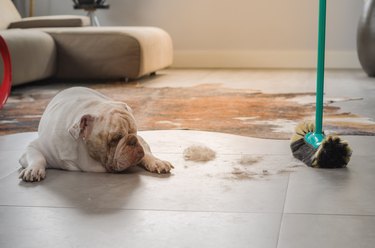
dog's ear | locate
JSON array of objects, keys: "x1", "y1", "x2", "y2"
[
  {"x1": 123, "y1": 103, "x2": 133, "y2": 113},
  {"x1": 69, "y1": 114, "x2": 95, "y2": 140}
]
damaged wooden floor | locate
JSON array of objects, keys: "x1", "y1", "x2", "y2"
[
  {"x1": 2, "y1": 69, "x2": 375, "y2": 139},
  {"x1": 0, "y1": 69, "x2": 375, "y2": 248}
]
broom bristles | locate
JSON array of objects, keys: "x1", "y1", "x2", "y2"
[{"x1": 290, "y1": 122, "x2": 352, "y2": 168}]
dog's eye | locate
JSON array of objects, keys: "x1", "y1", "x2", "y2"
[{"x1": 109, "y1": 134, "x2": 123, "y2": 146}]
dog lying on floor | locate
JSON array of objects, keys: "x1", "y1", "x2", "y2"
[{"x1": 19, "y1": 87, "x2": 173, "y2": 182}]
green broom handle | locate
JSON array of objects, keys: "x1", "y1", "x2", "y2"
[{"x1": 315, "y1": 0, "x2": 326, "y2": 135}]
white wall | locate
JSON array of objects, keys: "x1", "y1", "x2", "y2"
[{"x1": 33, "y1": 0, "x2": 364, "y2": 69}]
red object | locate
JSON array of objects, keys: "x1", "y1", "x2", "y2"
[{"x1": 0, "y1": 35, "x2": 12, "y2": 109}]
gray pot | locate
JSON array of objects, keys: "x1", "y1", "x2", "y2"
[{"x1": 357, "y1": 0, "x2": 375, "y2": 77}]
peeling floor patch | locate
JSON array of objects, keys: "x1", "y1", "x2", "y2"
[
  {"x1": 155, "y1": 120, "x2": 182, "y2": 128},
  {"x1": 3, "y1": 83, "x2": 374, "y2": 138}
]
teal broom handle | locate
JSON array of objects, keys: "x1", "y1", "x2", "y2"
[{"x1": 315, "y1": 0, "x2": 326, "y2": 134}]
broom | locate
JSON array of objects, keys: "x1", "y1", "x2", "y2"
[{"x1": 290, "y1": 0, "x2": 352, "y2": 168}]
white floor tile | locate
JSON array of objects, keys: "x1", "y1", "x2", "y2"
[
  {"x1": 0, "y1": 132, "x2": 37, "y2": 152},
  {"x1": 278, "y1": 213, "x2": 375, "y2": 248},
  {"x1": 284, "y1": 155, "x2": 375, "y2": 215},
  {"x1": 0, "y1": 206, "x2": 281, "y2": 248},
  {"x1": 1, "y1": 69, "x2": 374, "y2": 248},
  {"x1": 0, "y1": 151, "x2": 24, "y2": 179},
  {"x1": 139, "y1": 130, "x2": 292, "y2": 155},
  {"x1": 0, "y1": 153, "x2": 292, "y2": 213}
]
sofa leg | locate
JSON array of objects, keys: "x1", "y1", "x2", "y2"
[
  {"x1": 150, "y1": 72, "x2": 156, "y2": 77},
  {"x1": 87, "y1": 10, "x2": 100, "y2": 26}
]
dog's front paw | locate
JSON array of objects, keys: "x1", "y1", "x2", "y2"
[
  {"x1": 141, "y1": 155, "x2": 174, "y2": 174},
  {"x1": 19, "y1": 166, "x2": 46, "y2": 182}
]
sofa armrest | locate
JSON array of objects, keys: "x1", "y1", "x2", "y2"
[{"x1": 8, "y1": 15, "x2": 90, "y2": 29}]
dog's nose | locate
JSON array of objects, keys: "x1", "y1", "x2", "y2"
[
  {"x1": 112, "y1": 134, "x2": 145, "y2": 172},
  {"x1": 136, "y1": 147, "x2": 145, "y2": 161}
]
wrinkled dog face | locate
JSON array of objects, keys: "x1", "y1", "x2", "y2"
[{"x1": 72, "y1": 107, "x2": 145, "y2": 172}]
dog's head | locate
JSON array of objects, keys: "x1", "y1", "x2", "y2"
[{"x1": 68, "y1": 103, "x2": 145, "y2": 172}]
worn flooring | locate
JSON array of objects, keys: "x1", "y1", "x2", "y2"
[{"x1": 0, "y1": 69, "x2": 375, "y2": 248}]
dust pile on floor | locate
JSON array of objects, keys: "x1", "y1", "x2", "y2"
[
  {"x1": 182, "y1": 145, "x2": 303, "y2": 180},
  {"x1": 183, "y1": 145, "x2": 216, "y2": 162},
  {"x1": 228, "y1": 155, "x2": 302, "y2": 180}
]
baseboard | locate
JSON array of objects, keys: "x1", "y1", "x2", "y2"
[{"x1": 172, "y1": 50, "x2": 361, "y2": 69}]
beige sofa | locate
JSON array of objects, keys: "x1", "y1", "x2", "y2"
[{"x1": 0, "y1": 0, "x2": 173, "y2": 86}]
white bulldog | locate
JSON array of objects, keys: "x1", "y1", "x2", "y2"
[{"x1": 19, "y1": 87, "x2": 173, "y2": 182}]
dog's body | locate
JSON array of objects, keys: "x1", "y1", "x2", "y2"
[{"x1": 19, "y1": 87, "x2": 173, "y2": 182}]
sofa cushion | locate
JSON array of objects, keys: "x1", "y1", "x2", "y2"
[
  {"x1": 41, "y1": 26, "x2": 173, "y2": 80},
  {"x1": 0, "y1": 29, "x2": 56, "y2": 85},
  {"x1": 8, "y1": 15, "x2": 91, "y2": 29},
  {"x1": 0, "y1": 0, "x2": 22, "y2": 30}
]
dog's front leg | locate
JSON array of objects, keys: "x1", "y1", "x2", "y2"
[
  {"x1": 19, "y1": 140, "x2": 47, "y2": 182},
  {"x1": 136, "y1": 135, "x2": 174, "y2": 174}
]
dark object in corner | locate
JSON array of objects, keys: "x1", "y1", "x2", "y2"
[
  {"x1": 357, "y1": 0, "x2": 375, "y2": 77},
  {"x1": 73, "y1": 0, "x2": 109, "y2": 9}
]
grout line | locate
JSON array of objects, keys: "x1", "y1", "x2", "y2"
[
  {"x1": 275, "y1": 172, "x2": 291, "y2": 248},
  {"x1": 0, "y1": 169, "x2": 19, "y2": 181},
  {"x1": 153, "y1": 152, "x2": 294, "y2": 156},
  {"x1": 1, "y1": 204, "x2": 374, "y2": 218},
  {"x1": 0, "y1": 204, "x2": 282, "y2": 215},
  {"x1": 281, "y1": 212, "x2": 375, "y2": 218}
]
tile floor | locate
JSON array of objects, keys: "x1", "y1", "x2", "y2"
[{"x1": 0, "y1": 69, "x2": 374, "y2": 248}]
